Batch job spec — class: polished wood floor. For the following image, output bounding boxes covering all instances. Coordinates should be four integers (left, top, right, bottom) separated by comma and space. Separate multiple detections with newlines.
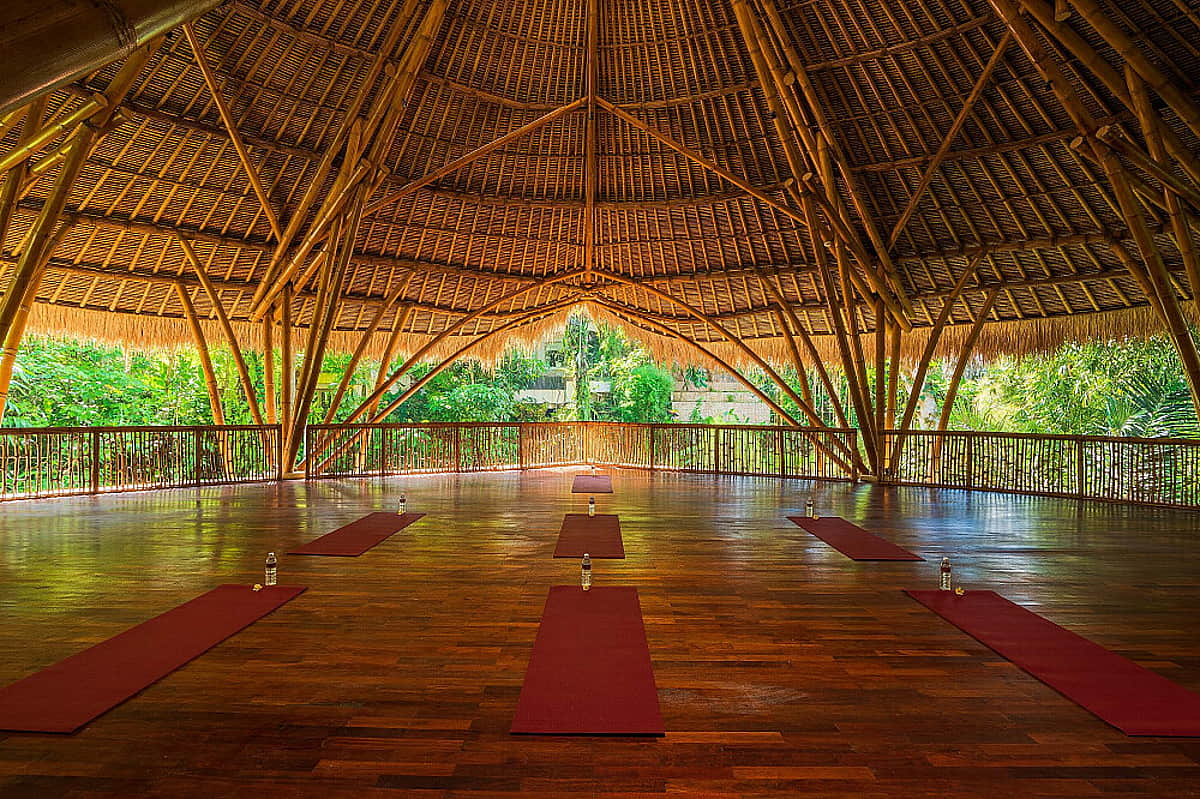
1, 469, 1199, 797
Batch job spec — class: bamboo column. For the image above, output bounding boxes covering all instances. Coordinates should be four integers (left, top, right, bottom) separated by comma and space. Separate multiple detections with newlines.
279, 287, 294, 448
177, 235, 264, 424
176, 284, 225, 426
262, 316, 276, 425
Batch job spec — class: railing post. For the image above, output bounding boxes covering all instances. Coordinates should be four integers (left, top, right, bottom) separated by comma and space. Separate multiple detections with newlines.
518, 424, 525, 471
777, 428, 785, 479
648, 425, 656, 470
1076, 438, 1086, 498
90, 429, 101, 494
194, 428, 203, 487
454, 426, 462, 473
713, 427, 721, 474
380, 426, 389, 476
965, 435, 974, 489
276, 425, 284, 481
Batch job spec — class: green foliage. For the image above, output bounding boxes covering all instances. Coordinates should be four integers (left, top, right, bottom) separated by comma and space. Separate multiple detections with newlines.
608, 363, 673, 422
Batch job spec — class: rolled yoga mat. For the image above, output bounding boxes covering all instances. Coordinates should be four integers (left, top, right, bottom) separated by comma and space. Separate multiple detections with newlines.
289, 511, 425, 556
0, 584, 305, 733
512, 586, 663, 735
788, 516, 923, 561
907, 589, 1200, 736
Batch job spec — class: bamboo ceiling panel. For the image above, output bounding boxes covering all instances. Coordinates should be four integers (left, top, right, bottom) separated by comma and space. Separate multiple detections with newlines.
1, 0, 1198, 361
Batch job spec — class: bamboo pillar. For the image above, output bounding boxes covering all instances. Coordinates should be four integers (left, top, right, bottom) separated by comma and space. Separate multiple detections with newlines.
937, 290, 1000, 431
262, 315, 276, 425
176, 284, 225, 426
177, 235, 264, 424
0, 97, 47, 257
280, 286, 294, 444
0, 223, 72, 421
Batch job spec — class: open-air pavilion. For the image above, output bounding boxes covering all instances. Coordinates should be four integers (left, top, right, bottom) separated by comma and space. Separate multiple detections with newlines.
1, 0, 1199, 795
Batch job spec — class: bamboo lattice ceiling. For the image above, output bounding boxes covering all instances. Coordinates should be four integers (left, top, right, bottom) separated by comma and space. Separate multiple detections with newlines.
1, 0, 1199, 364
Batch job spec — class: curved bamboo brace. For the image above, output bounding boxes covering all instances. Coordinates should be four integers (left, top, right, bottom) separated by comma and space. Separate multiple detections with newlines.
591, 291, 861, 469
333, 272, 585, 428
308, 297, 581, 474
589, 270, 832, 432
590, 298, 856, 475
176, 236, 264, 425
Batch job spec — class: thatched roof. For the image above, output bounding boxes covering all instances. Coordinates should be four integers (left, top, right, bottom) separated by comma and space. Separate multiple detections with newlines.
3, 0, 1200, 368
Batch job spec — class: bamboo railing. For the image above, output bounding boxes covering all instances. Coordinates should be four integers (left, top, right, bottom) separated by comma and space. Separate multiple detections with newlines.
0, 425, 281, 501
304, 422, 859, 482
884, 429, 1200, 508
2, 423, 1197, 510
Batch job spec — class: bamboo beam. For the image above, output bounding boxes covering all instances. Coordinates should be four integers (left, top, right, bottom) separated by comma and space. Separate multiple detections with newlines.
250, 0, 447, 318
0, 223, 72, 421
892, 255, 982, 457
0, 0, 219, 115
0, 96, 107, 175
334, 272, 584, 429
182, 23, 284, 241
176, 283, 225, 426
592, 297, 857, 475
319, 276, 412, 425
1065, 0, 1200, 142
583, 0, 599, 280
1125, 69, 1200, 300
936, 288, 1000, 430
888, 32, 1013, 249
1012, 0, 1200, 184
176, 235, 264, 425
249, 0, 422, 303
988, 0, 1200, 419
743, 0, 914, 320
363, 97, 587, 217
757, 272, 852, 429
1094, 126, 1200, 211
0, 42, 157, 354
308, 300, 577, 474
0, 97, 47, 260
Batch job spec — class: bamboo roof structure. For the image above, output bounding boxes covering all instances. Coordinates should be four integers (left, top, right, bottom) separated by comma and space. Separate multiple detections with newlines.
2, 0, 1200, 373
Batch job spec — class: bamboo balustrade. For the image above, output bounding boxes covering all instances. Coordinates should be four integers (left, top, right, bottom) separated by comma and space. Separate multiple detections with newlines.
0, 425, 281, 501
885, 429, 1200, 508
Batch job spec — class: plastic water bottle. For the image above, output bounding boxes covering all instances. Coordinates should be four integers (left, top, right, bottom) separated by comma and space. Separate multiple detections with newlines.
940, 557, 952, 591
588, 496, 596, 517
265, 552, 277, 587
805, 499, 815, 518
398, 494, 407, 515
581, 553, 592, 591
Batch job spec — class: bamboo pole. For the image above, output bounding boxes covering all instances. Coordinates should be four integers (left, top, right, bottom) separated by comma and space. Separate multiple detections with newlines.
279, 286, 294, 442
1065, 0, 1200, 142
182, 23, 283, 241
0, 96, 47, 261
592, 297, 857, 474
757, 272, 852, 429
176, 284, 225, 426
739, 0, 914, 320
583, 0, 598, 280
335, 272, 583, 427
936, 289, 1000, 431
988, 0, 1200, 419
319, 277, 412, 425
0, 223, 72, 421
888, 32, 1013, 248
262, 314, 276, 425
176, 235, 264, 425
1125, 69, 1200, 301
0, 42, 157, 351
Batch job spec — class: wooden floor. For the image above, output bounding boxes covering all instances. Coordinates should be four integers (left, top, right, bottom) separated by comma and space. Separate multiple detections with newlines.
1, 468, 1199, 797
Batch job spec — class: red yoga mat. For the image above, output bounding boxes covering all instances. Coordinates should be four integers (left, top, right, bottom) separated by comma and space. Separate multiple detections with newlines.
289, 511, 425, 556
0, 584, 305, 734
788, 516, 923, 561
571, 474, 612, 494
511, 586, 663, 735
554, 514, 624, 559
907, 589, 1200, 736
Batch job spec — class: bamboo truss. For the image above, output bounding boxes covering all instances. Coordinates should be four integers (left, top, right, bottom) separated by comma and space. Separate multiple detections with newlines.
0, 0, 1197, 445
